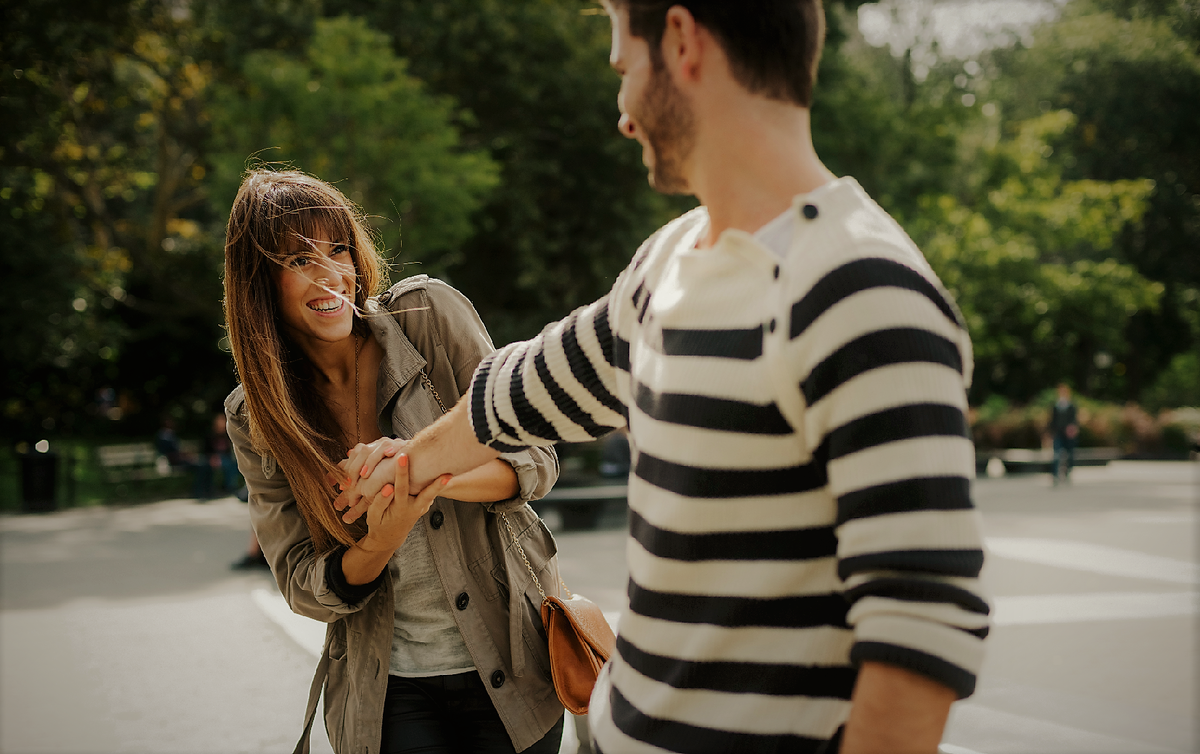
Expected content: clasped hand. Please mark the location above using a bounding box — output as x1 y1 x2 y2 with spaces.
334 438 449 550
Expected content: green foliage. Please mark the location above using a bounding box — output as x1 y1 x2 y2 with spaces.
912 112 1163 402
5 0 1199 470
209 16 500 271
813 5 967 225
985 1 1200 395
322 0 685 342
1141 351 1200 410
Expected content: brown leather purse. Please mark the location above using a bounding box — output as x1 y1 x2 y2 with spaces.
500 512 617 715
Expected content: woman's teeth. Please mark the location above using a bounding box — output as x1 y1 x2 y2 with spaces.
309 298 343 313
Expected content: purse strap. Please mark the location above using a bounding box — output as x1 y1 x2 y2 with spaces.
418 369 570 601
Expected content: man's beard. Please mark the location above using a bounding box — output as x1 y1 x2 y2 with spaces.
637 60 696 194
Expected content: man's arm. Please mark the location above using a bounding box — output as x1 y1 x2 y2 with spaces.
404 400 500 494
839 661 956 754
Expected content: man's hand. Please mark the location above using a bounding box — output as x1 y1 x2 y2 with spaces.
338 400 504 525
839 661 955 754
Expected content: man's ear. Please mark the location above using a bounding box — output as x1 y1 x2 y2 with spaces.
661 6 705 84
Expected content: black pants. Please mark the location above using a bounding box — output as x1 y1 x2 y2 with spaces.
380 672 564 754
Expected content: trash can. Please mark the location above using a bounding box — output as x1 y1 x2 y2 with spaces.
20 451 58 512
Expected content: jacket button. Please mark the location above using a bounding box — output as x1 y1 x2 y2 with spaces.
491 670 505 688
456 592 470 610
768 319 777 333
802 203 819 220
430 510 444 530
773 265 780 280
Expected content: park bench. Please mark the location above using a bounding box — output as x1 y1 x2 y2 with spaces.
975 447 1121 476
532 481 627 530
96 441 198 484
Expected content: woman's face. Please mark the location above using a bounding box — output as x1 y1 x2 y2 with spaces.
273 228 357 349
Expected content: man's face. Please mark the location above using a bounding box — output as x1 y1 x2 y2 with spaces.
606 2 696 194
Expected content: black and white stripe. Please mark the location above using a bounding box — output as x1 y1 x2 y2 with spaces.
468 179 989 754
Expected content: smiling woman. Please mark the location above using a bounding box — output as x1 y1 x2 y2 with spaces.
220 169 564 754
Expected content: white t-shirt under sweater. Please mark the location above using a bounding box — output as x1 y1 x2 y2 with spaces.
467 176 989 753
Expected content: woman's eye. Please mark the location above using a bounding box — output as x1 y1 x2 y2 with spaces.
331 244 350 256
289 256 309 268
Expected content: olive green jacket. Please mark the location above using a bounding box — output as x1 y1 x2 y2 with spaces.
225 276 563 754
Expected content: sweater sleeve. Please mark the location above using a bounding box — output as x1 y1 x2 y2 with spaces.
468 293 629 451
391 277 561 508
794 256 990 698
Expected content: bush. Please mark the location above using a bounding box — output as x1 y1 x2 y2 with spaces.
971 398 1197 457
1141 352 1200 412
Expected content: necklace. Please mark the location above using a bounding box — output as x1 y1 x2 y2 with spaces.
353 334 363 446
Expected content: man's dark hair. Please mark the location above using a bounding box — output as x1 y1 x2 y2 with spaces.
613 1 825 107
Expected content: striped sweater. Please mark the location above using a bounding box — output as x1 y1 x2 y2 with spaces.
468 177 989 754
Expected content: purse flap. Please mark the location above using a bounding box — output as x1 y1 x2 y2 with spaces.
543 594 616 661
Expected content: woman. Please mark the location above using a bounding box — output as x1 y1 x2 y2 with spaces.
222 170 564 754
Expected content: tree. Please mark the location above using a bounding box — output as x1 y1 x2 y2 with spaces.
2 0 150 438
985 0 1200 400
208 16 500 272
910 111 1163 402
320 0 686 343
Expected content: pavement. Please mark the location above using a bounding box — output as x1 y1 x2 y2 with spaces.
1 460 1196 754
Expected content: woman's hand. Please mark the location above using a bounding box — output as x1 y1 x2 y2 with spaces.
340 454 451 585
357 454 450 554
336 437 406 521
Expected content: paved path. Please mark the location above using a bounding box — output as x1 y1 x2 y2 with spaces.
2 460 1196 753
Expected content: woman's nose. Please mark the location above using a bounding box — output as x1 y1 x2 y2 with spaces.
618 113 636 139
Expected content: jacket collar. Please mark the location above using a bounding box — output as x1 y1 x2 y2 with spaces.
363 298 426 421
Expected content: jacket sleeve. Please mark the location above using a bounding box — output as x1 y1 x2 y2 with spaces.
395 278 560 513
224 389 383 623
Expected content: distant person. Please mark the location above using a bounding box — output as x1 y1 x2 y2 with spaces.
229 529 269 570
221 170 563 754
597 430 630 479
337 2 991 752
154 417 184 467
195 413 241 499
1050 383 1080 484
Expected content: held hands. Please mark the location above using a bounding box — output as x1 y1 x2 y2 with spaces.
334 437 451 527
354 452 450 554
335 437 405 524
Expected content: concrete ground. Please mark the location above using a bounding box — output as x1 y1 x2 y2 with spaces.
1 460 1196 754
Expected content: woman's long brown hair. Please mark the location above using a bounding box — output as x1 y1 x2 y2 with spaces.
224 170 386 553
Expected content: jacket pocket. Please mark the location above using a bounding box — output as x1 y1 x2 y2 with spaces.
467 550 504 601
327 621 348 661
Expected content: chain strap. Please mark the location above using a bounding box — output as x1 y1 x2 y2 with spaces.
418 368 570 601
418 370 448 414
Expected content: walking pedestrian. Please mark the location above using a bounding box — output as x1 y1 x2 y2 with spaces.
340 3 991 752
1050 383 1080 484
221 170 564 754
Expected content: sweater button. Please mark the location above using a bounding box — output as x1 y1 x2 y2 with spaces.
456 592 470 610
773 265 780 280
491 670 506 688
802 203 819 220
768 319 777 333
430 510 444 529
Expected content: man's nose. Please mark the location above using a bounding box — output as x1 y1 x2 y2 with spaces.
617 113 636 139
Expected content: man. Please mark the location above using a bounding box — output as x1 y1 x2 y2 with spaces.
343 2 989 751
1050 383 1079 484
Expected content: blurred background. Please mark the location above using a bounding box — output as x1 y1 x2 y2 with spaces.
1 0 1197 505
